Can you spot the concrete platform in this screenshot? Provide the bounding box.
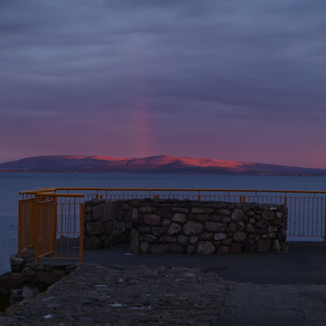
[84,241,326,325]
[84,241,326,284]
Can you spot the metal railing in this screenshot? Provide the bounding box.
[18,187,326,262]
[19,190,84,263]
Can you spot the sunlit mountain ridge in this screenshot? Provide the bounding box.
[1,155,326,175]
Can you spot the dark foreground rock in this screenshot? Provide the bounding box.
[0,264,231,326]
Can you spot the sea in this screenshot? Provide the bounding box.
[1,172,326,275]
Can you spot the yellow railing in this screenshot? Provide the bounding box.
[19,191,84,263]
[18,187,326,263]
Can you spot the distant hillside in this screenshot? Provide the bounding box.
[0,155,325,175]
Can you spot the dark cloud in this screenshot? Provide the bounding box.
[1,0,326,167]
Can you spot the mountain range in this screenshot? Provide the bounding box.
[0,155,325,175]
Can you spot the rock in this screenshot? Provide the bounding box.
[218,246,230,254]
[177,235,188,245]
[10,255,25,273]
[227,222,237,232]
[159,236,176,243]
[150,245,169,254]
[201,232,213,240]
[0,272,12,297]
[191,207,215,214]
[168,243,185,254]
[152,227,167,236]
[210,215,221,221]
[22,267,36,277]
[272,239,281,251]
[159,206,172,218]
[221,216,231,223]
[183,222,203,235]
[162,219,171,226]
[231,243,243,253]
[258,239,271,252]
[140,241,149,254]
[222,239,232,245]
[195,214,209,222]
[245,224,255,232]
[113,222,126,237]
[189,236,198,244]
[139,207,154,213]
[84,235,103,249]
[214,233,227,241]
[130,229,140,254]
[143,214,161,225]
[231,209,244,222]
[233,231,247,242]
[141,234,157,242]
[11,273,23,290]
[204,222,226,232]
[217,209,231,216]
[86,222,105,235]
[172,213,187,223]
[262,211,275,220]
[167,223,181,235]
[195,241,215,254]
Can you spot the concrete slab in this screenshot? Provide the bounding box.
[213,283,326,326]
[84,241,326,284]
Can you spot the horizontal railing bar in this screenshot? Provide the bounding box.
[20,187,326,196]
[35,193,84,198]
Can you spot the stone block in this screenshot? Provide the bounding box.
[233,231,247,242]
[0,272,12,296]
[144,214,161,225]
[150,245,169,254]
[231,243,243,253]
[218,246,230,254]
[167,223,181,235]
[86,222,105,235]
[257,239,271,252]
[172,213,187,223]
[217,209,231,216]
[183,222,203,235]
[84,235,103,249]
[231,208,244,222]
[191,207,215,214]
[140,241,149,254]
[159,236,176,243]
[205,222,227,232]
[196,241,215,254]
[10,255,26,273]
[189,236,198,244]
[152,227,168,236]
[168,243,185,254]
[162,219,171,226]
[177,235,188,245]
[226,222,237,232]
[201,232,213,240]
[214,233,227,241]
[130,229,140,254]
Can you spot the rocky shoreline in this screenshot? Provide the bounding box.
[0,264,232,325]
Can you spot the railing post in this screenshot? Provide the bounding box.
[34,201,40,262]
[50,196,57,257]
[79,202,85,263]
[324,199,326,242]
[18,200,23,256]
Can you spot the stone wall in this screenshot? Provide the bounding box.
[0,255,76,311]
[84,199,133,249]
[84,199,287,254]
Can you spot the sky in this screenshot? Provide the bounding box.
[1,0,326,168]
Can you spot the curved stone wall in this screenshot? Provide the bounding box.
[84,199,287,254]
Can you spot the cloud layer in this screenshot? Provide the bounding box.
[1,0,326,168]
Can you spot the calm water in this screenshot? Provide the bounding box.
[0,172,325,275]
